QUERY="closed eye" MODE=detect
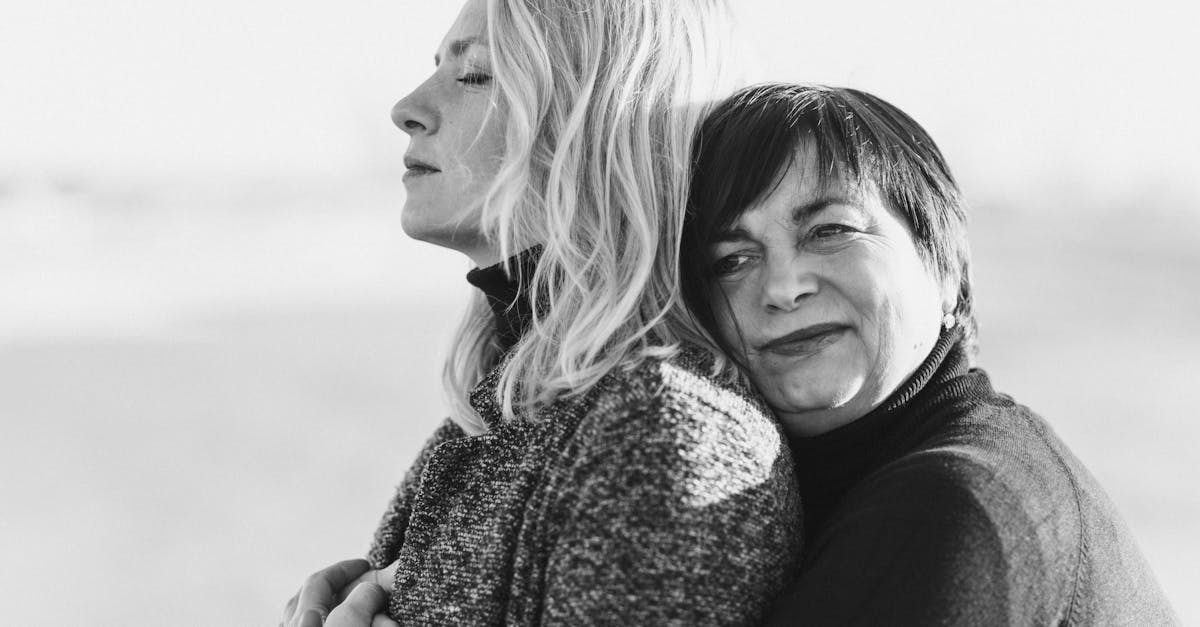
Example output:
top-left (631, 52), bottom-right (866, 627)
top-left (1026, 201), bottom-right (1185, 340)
top-left (458, 72), bottom-right (493, 86)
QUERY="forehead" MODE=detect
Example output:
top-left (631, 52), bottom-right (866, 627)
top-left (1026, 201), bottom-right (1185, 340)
top-left (438, 0), bottom-right (489, 55)
top-left (735, 143), bottom-right (862, 223)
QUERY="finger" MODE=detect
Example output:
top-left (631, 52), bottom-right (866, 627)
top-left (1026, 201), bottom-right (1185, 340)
top-left (373, 562), bottom-right (399, 593)
top-left (371, 613), bottom-right (401, 627)
top-left (291, 559), bottom-right (373, 627)
top-left (325, 582), bottom-right (389, 627)
top-left (282, 589), bottom-right (300, 624)
top-left (337, 561), bottom-right (399, 605)
top-left (298, 609), bottom-right (325, 627)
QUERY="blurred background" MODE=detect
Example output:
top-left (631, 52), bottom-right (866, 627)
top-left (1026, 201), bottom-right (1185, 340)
top-left (2, 0), bottom-right (1197, 624)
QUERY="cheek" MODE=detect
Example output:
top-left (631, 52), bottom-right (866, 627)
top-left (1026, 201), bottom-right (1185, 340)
top-left (473, 101), bottom-right (507, 168)
top-left (711, 283), bottom-right (756, 347)
top-left (711, 294), bottom-right (740, 346)
top-left (851, 255), bottom-right (943, 363)
top-left (445, 102), bottom-right (506, 188)
top-left (467, 122), bottom-right (506, 180)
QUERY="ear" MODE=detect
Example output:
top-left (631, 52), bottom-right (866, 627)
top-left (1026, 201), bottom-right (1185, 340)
top-left (938, 266), bottom-right (960, 315)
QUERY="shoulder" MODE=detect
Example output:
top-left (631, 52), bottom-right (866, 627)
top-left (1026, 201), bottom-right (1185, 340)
top-left (587, 343), bottom-right (769, 422)
top-left (575, 344), bottom-right (784, 455)
top-left (875, 402), bottom-right (1080, 526)
top-left (551, 344), bottom-right (795, 507)
top-left (798, 439), bottom-right (1082, 615)
top-left (897, 368), bottom-right (1081, 511)
top-left (539, 350), bottom-right (801, 626)
top-left (778, 445), bottom-right (1077, 624)
top-left (841, 404), bottom-right (1084, 573)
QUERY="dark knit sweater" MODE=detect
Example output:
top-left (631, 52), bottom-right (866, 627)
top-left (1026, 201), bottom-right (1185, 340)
top-left (368, 252), bottom-right (802, 625)
top-left (766, 328), bottom-right (1178, 625)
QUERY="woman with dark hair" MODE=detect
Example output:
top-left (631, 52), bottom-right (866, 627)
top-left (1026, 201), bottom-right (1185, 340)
top-left (682, 83), bottom-right (1178, 624)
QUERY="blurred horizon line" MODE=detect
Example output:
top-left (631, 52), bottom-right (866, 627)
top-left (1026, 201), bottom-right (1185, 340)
top-left (4, 167), bottom-right (1199, 219)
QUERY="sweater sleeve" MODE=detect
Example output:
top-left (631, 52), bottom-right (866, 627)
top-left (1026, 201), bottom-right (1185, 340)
top-left (540, 378), bottom-right (803, 626)
top-left (367, 418), bottom-right (465, 568)
top-left (764, 455), bottom-right (1076, 626)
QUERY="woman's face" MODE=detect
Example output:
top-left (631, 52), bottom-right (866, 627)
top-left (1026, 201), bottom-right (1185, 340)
top-left (392, 0), bottom-right (506, 265)
top-left (709, 145), bottom-right (954, 437)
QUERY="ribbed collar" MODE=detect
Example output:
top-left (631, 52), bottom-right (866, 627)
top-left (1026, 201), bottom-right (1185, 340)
top-left (465, 246), bottom-right (542, 354)
top-left (788, 326), bottom-right (972, 500)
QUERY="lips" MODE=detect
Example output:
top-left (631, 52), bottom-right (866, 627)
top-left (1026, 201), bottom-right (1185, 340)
top-left (403, 155), bottom-right (441, 175)
top-left (756, 323), bottom-right (847, 357)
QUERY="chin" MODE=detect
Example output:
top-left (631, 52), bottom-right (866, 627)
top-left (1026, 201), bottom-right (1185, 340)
top-left (401, 204), bottom-right (451, 244)
top-left (400, 217), bottom-right (435, 244)
top-left (402, 223), bottom-right (460, 251)
top-left (761, 362), bottom-right (867, 417)
top-left (776, 385), bottom-right (857, 415)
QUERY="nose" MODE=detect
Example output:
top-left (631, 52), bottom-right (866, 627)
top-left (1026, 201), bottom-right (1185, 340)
top-left (761, 257), bottom-right (818, 313)
top-left (391, 85), bottom-right (436, 136)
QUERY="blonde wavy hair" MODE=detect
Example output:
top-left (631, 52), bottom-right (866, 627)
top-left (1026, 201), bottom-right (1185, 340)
top-left (442, 0), bottom-right (745, 433)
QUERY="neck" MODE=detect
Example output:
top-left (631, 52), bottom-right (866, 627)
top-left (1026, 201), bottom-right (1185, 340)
top-left (466, 246), bottom-right (545, 354)
top-left (465, 246), bottom-right (504, 269)
top-left (459, 235), bottom-right (542, 270)
top-left (778, 407), bottom-right (866, 439)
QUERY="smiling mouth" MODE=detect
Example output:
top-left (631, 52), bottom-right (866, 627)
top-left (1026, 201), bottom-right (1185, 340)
top-left (757, 323), bottom-right (847, 357)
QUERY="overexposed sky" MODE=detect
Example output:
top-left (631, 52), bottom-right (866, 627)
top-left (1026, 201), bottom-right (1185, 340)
top-left (3, 0), bottom-right (1198, 209)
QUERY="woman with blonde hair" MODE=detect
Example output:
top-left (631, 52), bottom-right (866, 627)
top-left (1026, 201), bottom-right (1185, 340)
top-left (281, 1), bottom-right (801, 625)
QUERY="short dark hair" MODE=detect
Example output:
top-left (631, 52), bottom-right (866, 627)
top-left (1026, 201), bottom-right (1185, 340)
top-left (681, 83), bottom-right (976, 360)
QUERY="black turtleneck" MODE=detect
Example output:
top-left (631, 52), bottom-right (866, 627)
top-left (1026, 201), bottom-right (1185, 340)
top-left (465, 246), bottom-right (541, 353)
top-left (765, 327), bottom-right (1177, 625)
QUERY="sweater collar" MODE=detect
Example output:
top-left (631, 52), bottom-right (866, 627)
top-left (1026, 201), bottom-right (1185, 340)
top-left (788, 326), bottom-right (971, 498)
top-left (465, 246), bottom-right (542, 429)
top-left (465, 246), bottom-right (542, 354)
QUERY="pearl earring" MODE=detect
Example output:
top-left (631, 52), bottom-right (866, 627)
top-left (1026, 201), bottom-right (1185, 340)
top-left (942, 312), bottom-right (956, 329)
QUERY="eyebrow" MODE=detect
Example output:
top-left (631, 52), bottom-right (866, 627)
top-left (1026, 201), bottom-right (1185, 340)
top-left (711, 227), bottom-right (751, 244)
top-left (705, 190), bottom-right (868, 242)
top-left (789, 194), bottom-right (861, 224)
top-left (709, 193), bottom-right (862, 244)
top-left (434, 36), bottom-right (487, 66)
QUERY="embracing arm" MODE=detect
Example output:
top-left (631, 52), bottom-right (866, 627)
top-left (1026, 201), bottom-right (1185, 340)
top-left (540, 391), bottom-right (803, 625)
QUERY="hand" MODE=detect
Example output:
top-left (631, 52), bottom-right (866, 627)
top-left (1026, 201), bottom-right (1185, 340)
top-left (319, 583), bottom-right (400, 627)
top-left (280, 559), bottom-right (371, 627)
top-left (343, 561), bottom-right (397, 601)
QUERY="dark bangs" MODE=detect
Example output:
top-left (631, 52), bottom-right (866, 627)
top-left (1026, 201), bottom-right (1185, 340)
top-left (681, 83), bottom-right (974, 358)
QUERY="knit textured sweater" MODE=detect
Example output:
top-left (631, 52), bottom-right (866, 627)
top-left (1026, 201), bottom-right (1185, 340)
top-left (765, 328), bottom-right (1178, 625)
top-left (368, 253), bottom-right (803, 625)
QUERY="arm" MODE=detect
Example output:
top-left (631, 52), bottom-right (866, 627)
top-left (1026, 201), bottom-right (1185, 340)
top-left (366, 418), bottom-right (465, 567)
top-left (285, 421), bottom-right (464, 627)
top-left (541, 388), bottom-right (803, 625)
